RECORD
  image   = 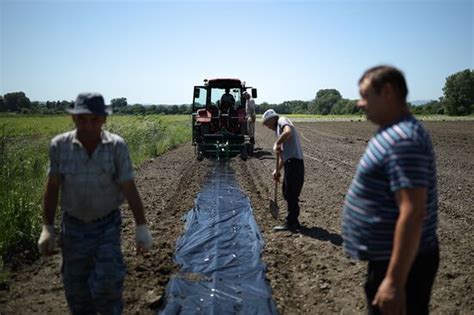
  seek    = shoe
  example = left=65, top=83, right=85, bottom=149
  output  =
left=273, top=222, right=300, bottom=232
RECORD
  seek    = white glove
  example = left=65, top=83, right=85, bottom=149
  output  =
left=135, top=224, right=153, bottom=253
left=38, top=225, right=55, bottom=256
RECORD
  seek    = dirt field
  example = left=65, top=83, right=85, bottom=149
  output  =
left=1, top=120, right=472, bottom=314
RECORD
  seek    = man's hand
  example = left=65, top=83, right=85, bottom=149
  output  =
left=272, top=169, right=281, bottom=182
left=372, top=277, right=406, bottom=315
left=135, top=224, right=153, bottom=255
left=38, top=225, right=56, bottom=256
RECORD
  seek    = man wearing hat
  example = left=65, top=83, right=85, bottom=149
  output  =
left=37, top=92, right=153, bottom=314
left=262, top=109, right=305, bottom=231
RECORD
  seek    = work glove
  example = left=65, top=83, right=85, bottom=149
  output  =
left=135, top=224, right=153, bottom=254
left=38, top=225, right=55, bottom=256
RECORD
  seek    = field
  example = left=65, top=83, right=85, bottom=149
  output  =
left=0, top=118, right=473, bottom=314
left=0, top=114, right=191, bottom=278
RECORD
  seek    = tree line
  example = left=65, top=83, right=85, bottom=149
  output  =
left=0, top=94, right=192, bottom=115
left=1, top=69, right=472, bottom=116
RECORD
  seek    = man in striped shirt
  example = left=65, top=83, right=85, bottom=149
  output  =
left=342, top=66, right=439, bottom=314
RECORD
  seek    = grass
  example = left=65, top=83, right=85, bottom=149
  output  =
left=269, top=114, right=474, bottom=121
left=285, top=114, right=365, bottom=119
left=0, top=114, right=191, bottom=285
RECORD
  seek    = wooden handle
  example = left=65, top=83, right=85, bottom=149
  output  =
left=274, top=152, right=279, bottom=200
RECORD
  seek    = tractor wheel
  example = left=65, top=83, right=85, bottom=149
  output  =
left=240, top=147, right=248, bottom=161
left=197, top=145, right=205, bottom=161
left=246, top=143, right=254, bottom=156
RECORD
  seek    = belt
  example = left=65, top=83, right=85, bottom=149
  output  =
left=64, top=209, right=119, bottom=224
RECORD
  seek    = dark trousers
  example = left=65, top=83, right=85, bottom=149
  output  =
left=282, top=158, right=304, bottom=225
left=365, top=246, right=439, bottom=315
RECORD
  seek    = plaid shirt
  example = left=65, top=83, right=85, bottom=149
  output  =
left=48, top=130, right=134, bottom=222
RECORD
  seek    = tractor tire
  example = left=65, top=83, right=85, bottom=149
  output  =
left=246, top=143, right=254, bottom=156
left=240, top=147, right=248, bottom=161
left=197, top=145, right=205, bottom=161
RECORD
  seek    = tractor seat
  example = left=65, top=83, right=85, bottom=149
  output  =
left=196, top=108, right=212, bottom=123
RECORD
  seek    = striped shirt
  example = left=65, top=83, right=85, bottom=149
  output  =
left=342, top=115, right=438, bottom=261
left=48, top=130, right=134, bottom=222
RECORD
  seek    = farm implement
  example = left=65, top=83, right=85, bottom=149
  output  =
left=191, top=78, right=257, bottom=161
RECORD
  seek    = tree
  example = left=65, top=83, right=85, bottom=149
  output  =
left=330, top=99, right=349, bottom=115
left=111, top=97, right=128, bottom=108
left=3, top=92, right=31, bottom=112
left=130, top=104, right=146, bottom=114
left=411, top=100, right=444, bottom=115
left=0, top=96, right=4, bottom=112
left=442, top=69, right=474, bottom=116
left=257, top=102, right=270, bottom=114
left=311, top=89, right=342, bottom=114
left=169, top=105, right=179, bottom=114
left=179, top=104, right=191, bottom=114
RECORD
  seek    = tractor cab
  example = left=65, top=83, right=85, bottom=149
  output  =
left=192, top=78, right=257, bottom=160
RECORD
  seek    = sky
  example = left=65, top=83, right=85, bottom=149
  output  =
left=1, top=0, right=473, bottom=105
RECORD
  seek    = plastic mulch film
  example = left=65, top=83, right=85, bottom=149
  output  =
left=158, top=161, right=278, bottom=314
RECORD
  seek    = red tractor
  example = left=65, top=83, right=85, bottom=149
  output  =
left=192, top=78, right=257, bottom=160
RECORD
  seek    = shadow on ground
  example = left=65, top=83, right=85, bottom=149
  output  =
left=299, top=226, right=343, bottom=246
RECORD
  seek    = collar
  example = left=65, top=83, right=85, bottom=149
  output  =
left=377, top=113, right=414, bottom=133
left=72, top=129, right=113, bottom=145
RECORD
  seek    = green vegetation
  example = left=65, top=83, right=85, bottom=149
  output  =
left=0, top=114, right=191, bottom=284
left=283, top=114, right=474, bottom=121
left=2, top=69, right=472, bottom=117
left=106, top=115, right=191, bottom=165
left=442, top=69, right=474, bottom=116
left=285, top=114, right=365, bottom=120
left=257, top=69, right=473, bottom=116
left=0, top=94, right=192, bottom=115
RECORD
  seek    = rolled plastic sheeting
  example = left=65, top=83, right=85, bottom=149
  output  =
left=158, top=161, right=278, bottom=314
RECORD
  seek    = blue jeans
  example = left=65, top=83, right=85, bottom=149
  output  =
left=61, top=210, right=126, bottom=315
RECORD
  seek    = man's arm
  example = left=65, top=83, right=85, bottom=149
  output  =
left=38, top=175, right=60, bottom=256
left=272, top=125, right=292, bottom=181
left=120, top=180, right=147, bottom=226
left=278, top=154, right=284, bottom=171
left=373, top=187, right=427, bottom=314
left=273, top=125, right=292, bottom=153
left=42, top=175, right=60, bottom=225
left=120, top=179, right=153, bottom=254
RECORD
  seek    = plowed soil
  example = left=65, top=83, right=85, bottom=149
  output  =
left=1, top=120, right=473, bottom=314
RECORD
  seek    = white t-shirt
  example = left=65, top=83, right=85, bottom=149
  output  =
left=245, top=98, right=256, bottom=120
left=277, top=117, right=304, bottom=162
